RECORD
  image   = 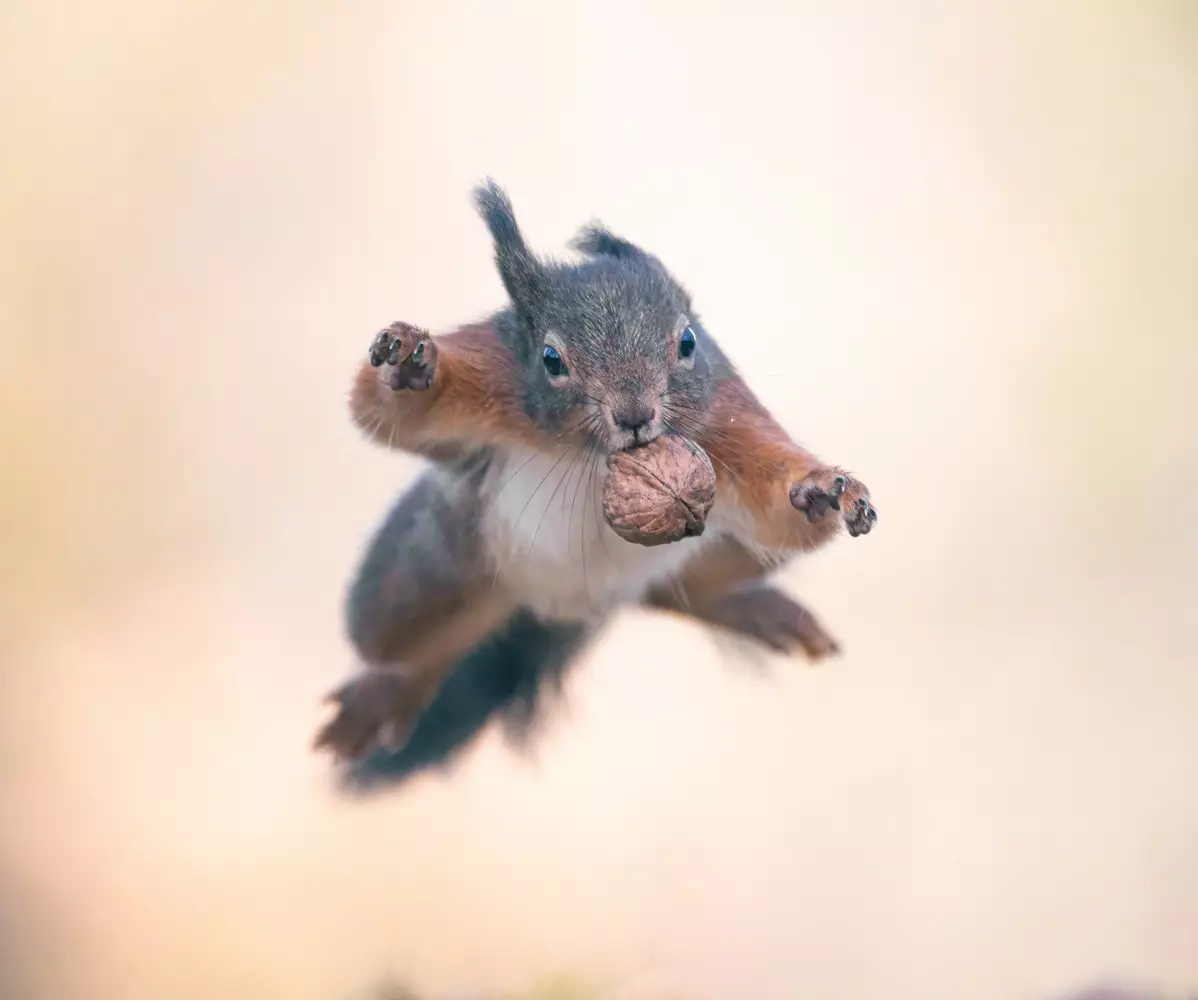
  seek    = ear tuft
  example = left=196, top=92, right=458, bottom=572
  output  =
left=473, top=179, right=545, bottom=316
left=569, top=222, right=645, bottom=261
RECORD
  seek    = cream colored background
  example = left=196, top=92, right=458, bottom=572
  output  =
left=2, top=2, right=1197, bottom=999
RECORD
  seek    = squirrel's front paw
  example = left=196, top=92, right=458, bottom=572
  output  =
left=369, top=321, right=437, bottom=391
left=313, top=670, right=425, bottom=763
left=789, top=469, right=877, bottom=538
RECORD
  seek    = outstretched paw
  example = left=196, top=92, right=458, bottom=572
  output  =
left=843, top=494, right=878, bottom=538
left=313, top=670, right=426, bottom=763
left=789, top=469, right=877, bottom=537
left=368, top=321, right=437, bottom=391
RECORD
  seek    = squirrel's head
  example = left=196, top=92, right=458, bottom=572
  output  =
left=475, top=180, right=722, bottom=454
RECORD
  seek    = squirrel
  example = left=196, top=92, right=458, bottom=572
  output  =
left=315, top=180, right=877, bottom=790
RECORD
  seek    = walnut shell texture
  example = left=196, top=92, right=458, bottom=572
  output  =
left=602, top=436, right=717, bottom=546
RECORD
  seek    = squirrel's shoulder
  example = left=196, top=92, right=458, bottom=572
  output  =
left=428, top=312, right=550, bottom=451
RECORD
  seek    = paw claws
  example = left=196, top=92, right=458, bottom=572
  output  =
left=368, top=330, right=391, bottom=367
left=368, top=324, right=436, bottom=391
left=828, top=476, right=846, bottom=510
left=792, top=471, right=877, bottom=537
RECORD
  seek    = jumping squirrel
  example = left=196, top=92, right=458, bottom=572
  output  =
left=315, top=181, right=877, bottom=789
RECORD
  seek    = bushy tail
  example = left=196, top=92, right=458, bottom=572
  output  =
left=340, top=610, right=592, bottom=793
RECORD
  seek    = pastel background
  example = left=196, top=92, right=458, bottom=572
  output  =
left=2, top=2, right=1196, bottom=998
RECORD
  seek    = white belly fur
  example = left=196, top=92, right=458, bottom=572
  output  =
left=481, top=444, right=748, bottom=622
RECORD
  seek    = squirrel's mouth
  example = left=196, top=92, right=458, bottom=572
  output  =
left=615, top=436, right=657, bottom=453
left=599, top=401, right=663, bottom=454
left=606, top=421, right=663, bottom=454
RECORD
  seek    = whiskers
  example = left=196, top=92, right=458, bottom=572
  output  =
left=478, top=402, right=639, bottom=610
left=660, top=391, right=788, bottom=547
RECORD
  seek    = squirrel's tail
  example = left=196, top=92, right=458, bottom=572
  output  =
left=340, top=609, right=592, bottom=793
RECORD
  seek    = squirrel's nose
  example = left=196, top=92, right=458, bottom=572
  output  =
left=613, top=403, right=657, bottom=435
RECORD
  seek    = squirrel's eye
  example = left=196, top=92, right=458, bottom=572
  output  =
left=542, top=344, right=567, bottom=377
left=679, top=326, right=697, bottom=359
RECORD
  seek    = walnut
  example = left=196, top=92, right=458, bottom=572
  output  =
left=602, top=436, right=717, bottom=546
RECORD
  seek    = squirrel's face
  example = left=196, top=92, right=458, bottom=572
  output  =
left=473, top=181, right=722, bottom=455
left=533, top=261, right=699, bottom=453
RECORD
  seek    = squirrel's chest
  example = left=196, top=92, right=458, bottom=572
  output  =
left=480, top=445, right=713, bottom=621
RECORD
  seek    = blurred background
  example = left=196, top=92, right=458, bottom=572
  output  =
left=2, top=1, right=1197, bottom=998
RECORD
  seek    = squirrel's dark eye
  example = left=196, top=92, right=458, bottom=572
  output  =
left=542, top=344, right=567, bottom=377
left=679, top=326, right=697, bottom=359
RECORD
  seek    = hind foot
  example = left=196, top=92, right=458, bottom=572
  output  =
left=313, top=669, right=428, bottom=763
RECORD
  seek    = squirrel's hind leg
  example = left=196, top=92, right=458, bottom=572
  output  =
left=643, top=536, right=840, bottom=660
left=315, top=465, right=516, bottom=764
left=341, top=609, right=595, bottom=792
left=670, top=583, right=840, bottom=660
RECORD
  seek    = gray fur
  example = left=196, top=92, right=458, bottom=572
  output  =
left=478, top=180, right=738, bottom=451
left=346, top=457, right=493, bottom=663
left=342, top=182, right=746, bottom=790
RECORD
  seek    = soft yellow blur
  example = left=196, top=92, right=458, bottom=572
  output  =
left=2, top=2, right=1197, bottom=998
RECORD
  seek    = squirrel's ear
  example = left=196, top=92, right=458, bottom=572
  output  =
left=572, top=222, right=687, bottom=302
left=474, top=180, right=545, bottom=318
left=569, top=223, right=646, bottom=261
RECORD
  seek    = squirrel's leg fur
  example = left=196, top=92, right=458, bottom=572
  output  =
left=693, top=376, right=876, bottom=555
left=339, top=609, right=596, bottom=793
left=642, top=535, right=840, bottom=659
left=350, top=320, right=541, bottom=463
left=651, top=582, right=840, bottom=659
left=315, top=464, right=518, bottom=762
left=343, top=465, right=501, bottom=664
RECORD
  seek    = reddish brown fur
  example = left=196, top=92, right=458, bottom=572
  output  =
left=349, top=320, right=864, bottom=644
left=315, top=589, right=517, bottom=759
left=350, top=320, right=545, bottom=459
left=325, top=321, right=869, bottom=763
left=353, top=321, right=864, bottom=559
left=645, top=535, right=772, bottom=608
left=643, top=536, right=839, bottom=659
left=697, top=377, right=868, bottom=553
